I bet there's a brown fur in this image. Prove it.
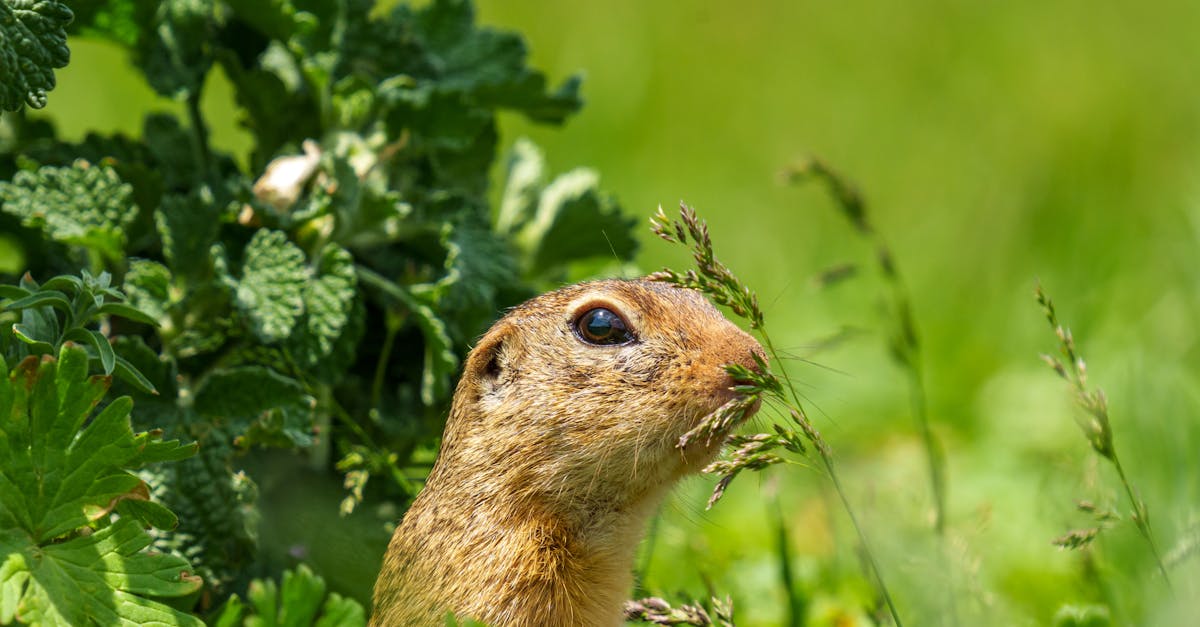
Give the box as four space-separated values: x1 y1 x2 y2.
371 279 765 626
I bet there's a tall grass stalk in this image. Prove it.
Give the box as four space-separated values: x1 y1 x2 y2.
1035 284 1173 589
783 158 948 536
649 203 904 627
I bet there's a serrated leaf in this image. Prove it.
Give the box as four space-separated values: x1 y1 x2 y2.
156 191 220 279
0 344 200 626
0 160 136 262
496 137 545 234
514 168 638 271
0 519 202 626
412 219 517 318
138 0 214 99
235 230 309 344
289 243 358 372
403 0 581 123
116 497 179 531
144 432 259 593
193 365 314 447
122 260 172 324
0 1 73 111
194 365 307 419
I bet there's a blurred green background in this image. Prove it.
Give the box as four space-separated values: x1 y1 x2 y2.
35 0 1200 624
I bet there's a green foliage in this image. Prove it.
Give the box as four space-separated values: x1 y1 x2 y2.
0 269 159 392
211 565 365 627
0 159 136 265
0 0 638 621
0 344 199 626
0 0 73 110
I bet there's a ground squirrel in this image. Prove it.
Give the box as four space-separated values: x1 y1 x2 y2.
371 279 765 626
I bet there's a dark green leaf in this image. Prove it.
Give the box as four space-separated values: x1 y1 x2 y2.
234 229 309 344
0 285 31 300
112 353 158 396
289 243 358 372
0 160 136 262
97 302 160 327
122 260 172 324
63 327 115 375
138 0 215 99
0 1 73 111
1 290 72 315
156 191 221 278
513 168 638 272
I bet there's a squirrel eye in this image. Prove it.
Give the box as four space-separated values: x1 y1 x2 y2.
574 307 634 346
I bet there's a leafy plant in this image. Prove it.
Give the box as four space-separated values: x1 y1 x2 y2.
1 0 638 620
0 269 157 391
0 343 199 626
211 565 364 627
0 0 73 111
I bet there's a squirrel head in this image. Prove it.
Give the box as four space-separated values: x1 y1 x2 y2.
434 279 766 518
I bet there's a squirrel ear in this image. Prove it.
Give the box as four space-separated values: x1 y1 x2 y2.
471 325 507 381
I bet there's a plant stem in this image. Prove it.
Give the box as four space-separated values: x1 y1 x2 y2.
821 451 903 626
762 333 904 627
186 90 212 183
1112 455 1173 588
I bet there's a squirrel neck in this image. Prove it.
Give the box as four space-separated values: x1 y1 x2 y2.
374 412 673 626
413 452 666 625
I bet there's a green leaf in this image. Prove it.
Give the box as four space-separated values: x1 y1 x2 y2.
63 327 115 375
412 219 517 321
112 354 158 396
0 285 31 300
122 260 173 324
0 519 202 626
12 303 57 349
0 160 137 262
399 288 457 406
289 243 358 372
235 230 309 344
403 0 582 123
496 137 545 234
193 365 314 448
0 1 73 111
143 432 259 593
512 167 638 272
194 365 308 419
97 302 160 327
138 0 215 99
0 344 200 626
156 191 221 279
2 290 72 315
116 497 179 531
